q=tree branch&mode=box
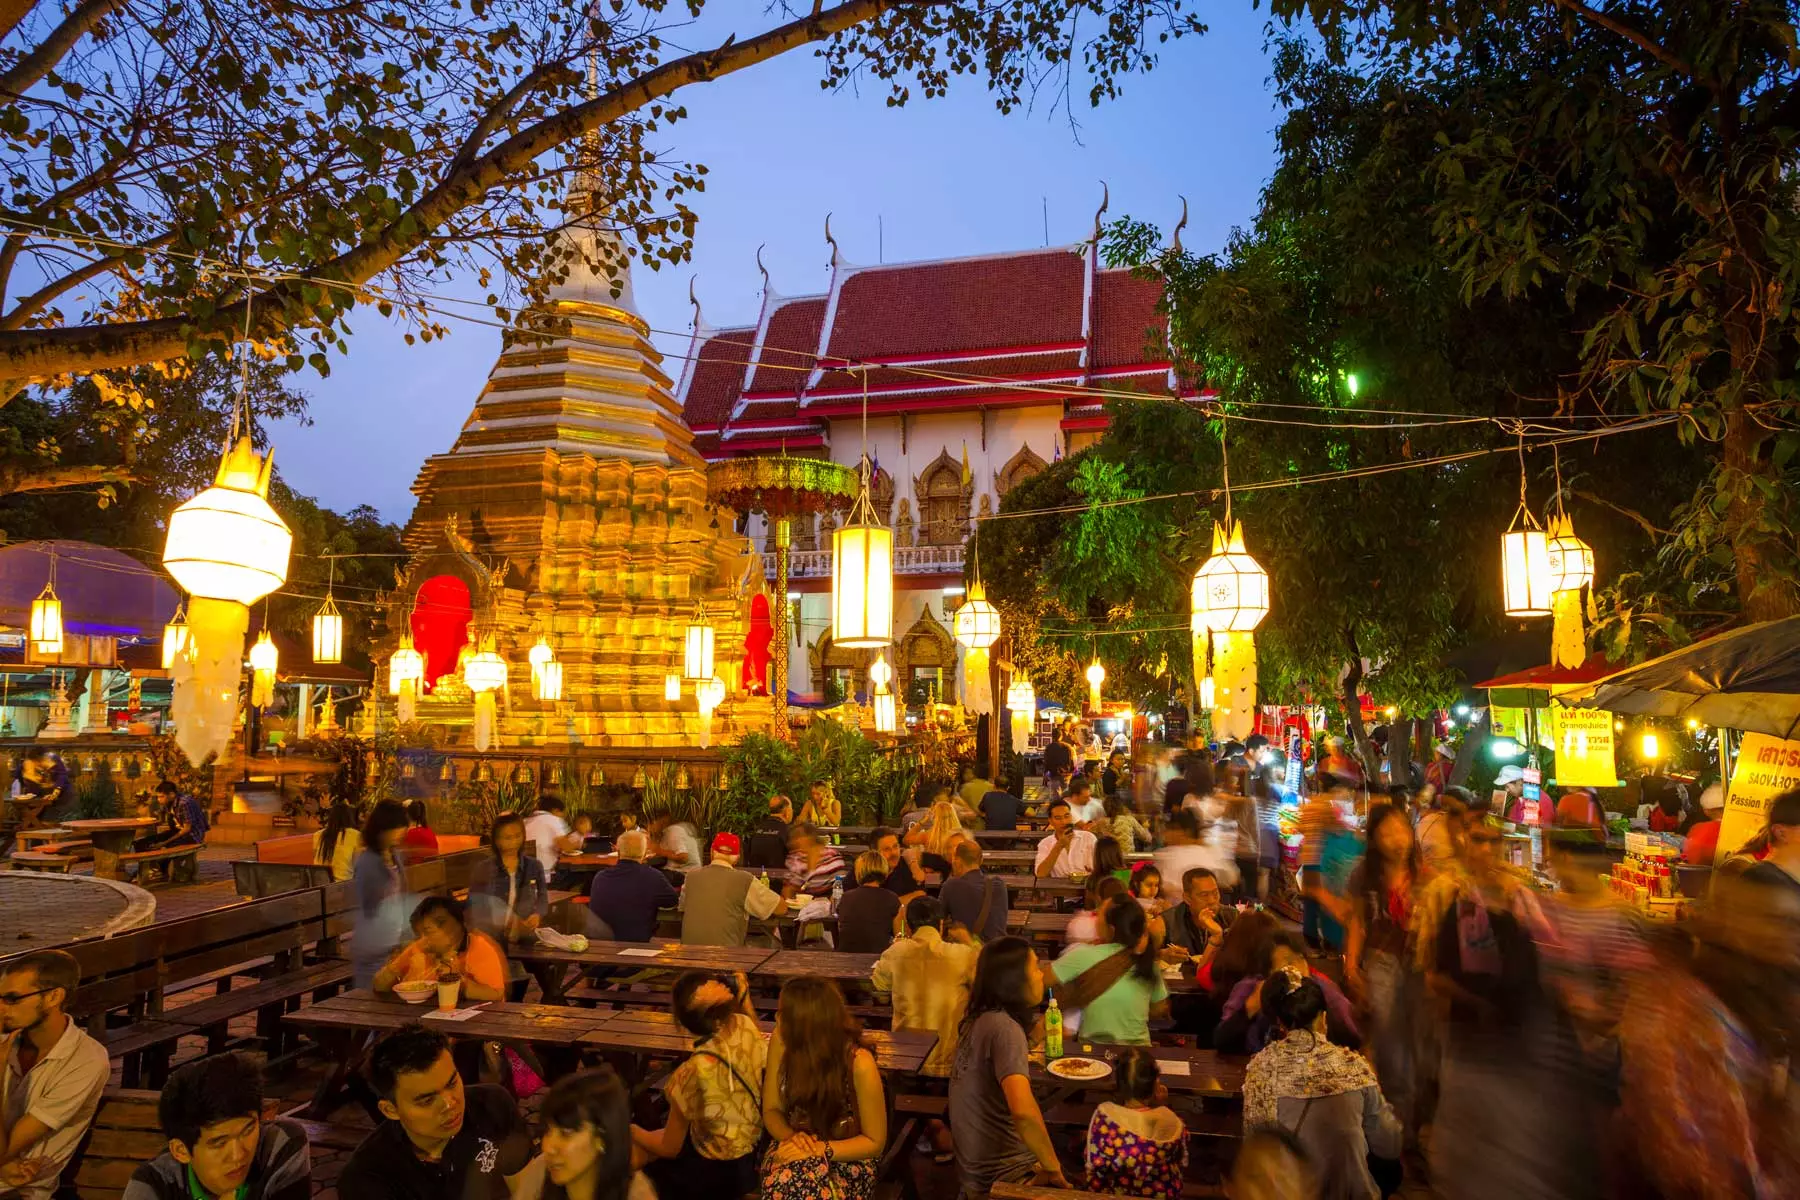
[1547,0,1695,78]
[0,0,38,44]
[1571,488,1669,539]
[0,462,137,495]
[0,0,127,99]
[0,231,179,331]
[0,0,925,380]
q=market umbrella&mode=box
[1559,617,1800,739]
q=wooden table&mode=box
[1033,1042,1246,1098]
[59,818,156,879]
[754,949,880,984]
[581,1009,938,1076]
[285,990,609,1115]
[510,940,777,1003]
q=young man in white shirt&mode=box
[522,797,583,876]
[0,950,110,1200]
[1063,777,1107,829]
[1034,799,1097,878]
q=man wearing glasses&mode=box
[0,950,108,1198]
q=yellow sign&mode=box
[1550,708,1619,788]
[1490,706,1528,740]
[1720,732,1800,862]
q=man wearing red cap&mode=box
[680,831,789,947]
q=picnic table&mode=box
[581,1009,938,1075]
[510,940,778,1003]
[59,818,157,879]
[1033,1041,1246,1098]
[754,949,881,983]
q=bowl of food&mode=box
[1046,1056,1112,1081]
[393,980,437,1005]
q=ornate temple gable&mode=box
[913,448,973,548]
[895,602,958,703]
[994,444,1049,496]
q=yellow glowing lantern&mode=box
[1199,675,1217,711]
[873,689,897,734]
[248,628,278,708]
[953,581,1001,650]
[684,605,716,682]
[869,653,894,692]
[29,580,62,659]
[1006,674,1036,753]
[1501,522,1554,617]
[162,601,190,670]
[1086,659,1105,710]
[664,674,681,702]
[163,437,292,605]
[529,637,554,682]
[311,595,343,665]
[1189,520,1270,634]
[832,471,894,649]
[535,660,563,703]
[463,646,507,693]
[1546,514,1594,594]
[389,637,424,695]
[1640,732,1662,760]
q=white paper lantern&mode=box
[162,601,190,670]
[953,581,1001,650]
[163,436,292,605]
[311,595,343,664]
[464,647,507,693]
[664,673,681,701]
[1545,514,1594,594]
[389,637,424,695]
[1198,675,1217,711]
[696,675,727,710]
[529,637,554,681]
[873,689,897,733]
[535,660,563,703]
[684,609,715,681]
[1501,525,1554,617]
[1191,521,1270,634]
[29,581,62,658]
[832,481,894,649]
[248,628,278,708]
[869,653,893,692]
[1086,659,1105,710]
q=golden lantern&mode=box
[311,595,343,665]
[528,637,554,683]
[1006,673,1035,753]
[1198,675,1217,711]
[831,467,893,649]
[1501,524,1553,617]
[162,600,190,670]
[1086,659,1105,711]
[163,436,292,605]
[683,605,715,681]
[873,689,897,734]
[464,640,507,753]
[1641,732,1662,761]
[1546,514,1594,594]
[535,659,563,703]
[389,637,424,695]
[953,581,1001,650]
[869,652,894,692]
[1190,520,1270,634]
[29,581,62,659]
[664,673,681,702]
[248,628,278,708]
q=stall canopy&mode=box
[0,540,177,637]
[1560,617,1800,739]
[1473,652,1621,708]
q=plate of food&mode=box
[393,981,437,1004]
[1046,1056,1112,1081]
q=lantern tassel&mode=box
[171,597,249,767]
[396,679,417,725]
[1551,590,1586,670]
[473,691,495,752]
[1211,630,1257,741]
[1088,676,1102,712]
[251,667,275,709]
[961,647,992,715]
[1010,709,1030,754]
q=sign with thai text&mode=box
[1550,707,1619,788]
[1720,732,1800,862]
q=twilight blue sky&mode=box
[271,6,1286,522]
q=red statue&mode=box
[742,593,773,695]
[412,575,472,692]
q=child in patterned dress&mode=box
[1083,1047,1187,1197]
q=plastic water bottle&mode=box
[758,870,771,891]
[1044,997,1064,1060]
[831,876,844,910]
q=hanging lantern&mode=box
[664,674,682,702]
[474,759,494,783]
[695,676,727,748]
[79,755,95,774]
[832,469,894,649]
[464,641,507,752]
[1085,659,1105,711]
[535,658,563,703]
[1006,674,1036,753]
[401,758,418,780]
[162,436,293,767]
[529,637,554,683]
[29,567,62,659]
[311,595,343,665]
[1198,675,1217,711]
[440,758,456,783]
[1190,520,1270,634]
[684,605,716,681]
[164,436,292,605]
[162,601,190,670]
[873,688,897,734]
[953,582,1001,650]
[1501,521,1554,617]
[248,629,278,708]
[1546,513,1596,669]
[869,653,894,692]
[389,637,424,694]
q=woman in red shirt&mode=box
[398,799,439,860]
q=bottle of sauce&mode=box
[1044,997,1064,1060]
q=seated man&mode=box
[1033,799,1097,879]
[338,1026,531,1200]
[587,830,678,942]
[124,1052,311,1200]
[146,780,209,850]
[0,950,109,1199]
[742,795,792,871]
[679,832,787,948]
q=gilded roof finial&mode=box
[688,275,702,331]
[1092,181,1110,239]
[1172,195,1189,254]
[825,212,842,269]
[755,244,770,297]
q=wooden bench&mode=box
[255,831,318,864]
[14,827,71,848]
[9,850,76,872]
[233,859,334,898]
[64,1090,290,1196]
[117,843,200,885]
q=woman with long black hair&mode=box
[1046,894,1168,1044]
[516,1067,655,1200]
[313,800,362,882]
[759,977,886,1200]
[948,936,1067,1195]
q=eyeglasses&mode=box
[0,988,49,1005]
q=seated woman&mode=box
[1085,1047,1188,1199]
[781,823,846,901]
[1064,875,1126,946]
[836,850,902,952]
[470,812,551,1000]
[1214,931,1360,1054]
[905,795,965,877]
[312,801,362,883]
[1242,973,1401,1200]
[1048,895,1169,1045]
[631,971,768,1194]
[373,895,508,1003]
[760,977,887,1200]
[515,1067,656,1200]
[398,799,439,861]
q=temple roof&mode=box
[678,242,1178,459]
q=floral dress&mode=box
[1084,1102,1187,1198]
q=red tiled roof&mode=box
[1092,268,1167,369]
[824,250,1087,361]
[748,297,827,395]
[681,327,755,427]
[802,351,1085,397]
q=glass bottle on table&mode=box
[1045,997,1064,1060]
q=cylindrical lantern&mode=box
[1086,659,1105,711]
[1006,674,1035,753]
[684,607,715,681]
[163,436,293,605]
[162,601,190,670]
[832,478,894,649]
[1501,525,1554,617]
[1191,521,1270,634]
[870,653,893,692]
[535,660,563,703]
[389,638,424,695]
[1210,631,1256,741]
[953,581,1001,650]
[1198,675,1217,711]
[664,674,681,702]
[529,637,554,683]
[29,581,62,658]
[249,628,278,708]
[873,689,897,734]
[311,595,343,664]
